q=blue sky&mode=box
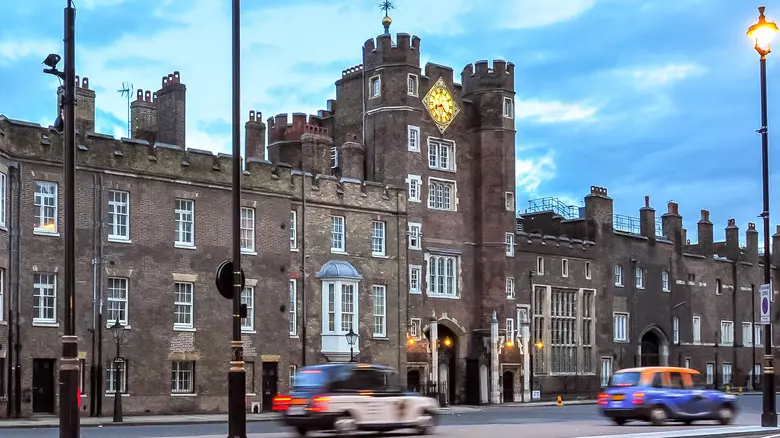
[0,0,778,244]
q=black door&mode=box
[32,359,56,413]
[503,371,514,402]
[261,362,278,412]
[407,370,421,392]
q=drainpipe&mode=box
[630,257,638,367]
[96,173,105,416]
[396,190,403,373]
[731,260,738,387]
[528,270,534,401]
[11,160,21,418]
[6,161,17,417]
[752,283,756,389]
[300,150,307,367]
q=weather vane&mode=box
[379,0,394,17]
[117,82,134,138]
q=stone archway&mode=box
[639,325,669,366]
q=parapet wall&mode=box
[461,60,515,94]
[0,116,404,214]
[267,113,332,144]
[362,33,421,71]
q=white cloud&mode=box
[515,98,599,123]
[497,0,598,29]
[615,64,707,89]
[0,40,60,66]
[516,151,556,194]
[81,0,128,9]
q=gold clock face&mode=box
[422,77,460,134]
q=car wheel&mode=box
[334,414,358,435]
[649,406,667,426]
[295,426,307,437]
[416,409,437,435]
[716,405,735,425]
[611,418,627,426]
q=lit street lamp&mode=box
[346,327,358,362]
[747,5,779,428]
[109,320,127,423]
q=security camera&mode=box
[42,54,61,69]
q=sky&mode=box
[0,0,778,245]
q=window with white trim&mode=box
[743,322,752,346]
[673,316,679,344]
[661,271,670,292]
[635,267,644,289]
[582,289,595,374]
[108,190,130,241]
[428,139,455,171]
[407,126,420,152]
[289,280,297,336]
[322,280,357,333]
[171,361,195,394]
[289,365,297,389]
[561,259,569,277]
[505,318,515,341]
[722,363,732,385]
[369,75,381,97]
[290,210,298,250]
[503,97,514,119]
[0,172,6,227]
[34,181,58,234]
[720,320,734,345]
[330,146,339,168]
[537,257,545,275]
[408,222,422,250]
[241,286,254,332]
[614,264,623,286]
[706,363,714,385]
[755,324,763,345]
[33,273,56,324]
[174,282,194,330]
[372,285,386,337]
[371,221,386,256]
[407,74,418,96]
[409,265,422,294]
[331,215,345,252]
[532,286,546,374]
[427,254,458,297]
[406,175,422,202]
[506,277,515,299]
[107,277,128,326]
[505,233,514,257]
[240,207,255,253]
[585,261,592,279]
[428,178,455,211]
[410,318,421,339]
[614,313,628,342]
[106,359,128,394]
[505,192,514,212]
[548,287,589,374]
[693,316,701,344]
[174,199,195,246]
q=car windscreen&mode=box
[609,372,641,387]
[292,368,328,389]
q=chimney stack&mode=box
[131,89,157,143]
[639,195,656,241]
[245,110,266,161]
[725,218,739,260]
[155,71,186,147]
[584,186,613,237]
[301,125,332,175]
[340,133,366,180]
[74,75,95,134]
[661,202,683,254]
[697,210,713,252]
[747,222,759,264]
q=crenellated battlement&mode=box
[362,33,421,71]
[342,64,364,78]
[0,115,404,213]
[461,59,515,94]
[267,113,330,144]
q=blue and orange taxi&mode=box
[598,366,738,426]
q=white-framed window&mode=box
[673,316,679,344]
[331,215,345,252]
[505,318,515,341]
[505,192,515,212]
[410,318,421,339]
[406,175,422,202]
[428,139,455,172]
[548,288,591,374]
[722,363,732,385]
[613,312,628,342]
[706,363,715,385]
[506,277,515,299]
[289,280,297,336]
[371,221,386,256]
[503,97,514,119]
[720,320,734,345]
[107,277,128,326]
[0,172,6,227]
[585,261,592,280]
[407,126,420,152]
[505,232,514,257]
[408,222,422,250]
[106,360,128,394]
[289,365,297,389]
[240,207,255,253]
[635,267,644,289]
[693,316,701,344]
[685,358,691,369]
[428,178,456,211]
[322,280,358,334]
[34,181,58,234]
[614,264,623,286]
[330,146,339,168]
[600,357,612,387]
[427,254,458,297]
[561,259,569,277]
[369,75,381,98]
[174,282,194,330]
[716,279,722,295]
[372,285,386,338]
[174,199,195,247]
[537,257,545,275]
[171,361,195,394]
[33,273,57,324]
[743,322,752,346]
[409,265,422,294]
[661,271,670,292]
[241,286,254,332]
[754,364,761,383]
[755,324,763,345]
[108,190,130,241]
[290,210,298,250]
[407,73,418,96]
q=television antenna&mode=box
[117,82,133,137]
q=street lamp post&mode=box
[109,321,127,423]
[346,328,358,362]
[747,5,779,428]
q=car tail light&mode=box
[272,395,292,411]
[632,392,645,405]
[310,395,330,413]
[597,393,609,405]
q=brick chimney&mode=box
[74,75,95,134]
[584,186,613,237]
[725,218,739,260]
[245,110,266,161]
[155,71,186,146]
[131,89,157,143]
[747,222,759,264]
[661,202,683,254]
[301,125,332,175]
[639,195,656,241]
[697,210,713,252]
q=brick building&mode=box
[0,17,778,418]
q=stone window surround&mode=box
[107,189,131,243]
[33,180,59,237]
[427,137,456,173]
[427,177,457,212]
[407,73,419,97]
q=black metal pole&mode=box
[59,1,80,436]
[759,53,778,427]
[753,283,757,390]
[112,341,122,423]
[227,0,246,436]
[350,346,354,362]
